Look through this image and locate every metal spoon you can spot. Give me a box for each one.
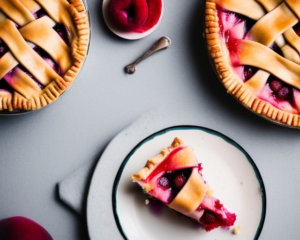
[125,36,171,74]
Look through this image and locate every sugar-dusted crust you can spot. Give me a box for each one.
[0,0,90,111]
[205,0,300,127]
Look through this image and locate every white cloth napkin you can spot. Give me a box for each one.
[58,160,95,214]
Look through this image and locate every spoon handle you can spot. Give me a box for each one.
[125,36,171,74]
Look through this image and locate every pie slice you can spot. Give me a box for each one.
[131,137,236,232]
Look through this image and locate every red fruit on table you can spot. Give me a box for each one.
[0,216,53,240]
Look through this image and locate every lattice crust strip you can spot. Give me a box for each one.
[0,0,89,111]
[19,17,73,73]
[206,0,300,127]
[235,40,300,89]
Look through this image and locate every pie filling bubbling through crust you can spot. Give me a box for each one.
[131,137,236,232]
[206,0,300,126]
[0,0,89,111]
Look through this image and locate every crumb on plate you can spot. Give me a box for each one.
[258,187,262,195]
[233,226,242,235]
[145,199,150,205]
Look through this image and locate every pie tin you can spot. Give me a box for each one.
[0,0,91,116]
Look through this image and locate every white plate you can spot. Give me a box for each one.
[102,0,164,40]
[87,125,266,240]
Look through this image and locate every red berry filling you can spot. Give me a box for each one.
[143,146,199,204]
[0,39,8,58]
[267,78,292,101]
[158,169,190,191]
[0,79,14,93]
[243,66,258,81]
[269,79,282,92]
[293,22,300,37]
[277,86,290,100]
[270,42,284,56]
[198,163,203,171]
[159,176,170,189]
[34,9,48,19]
[173,174,186,189]
[156,168,191,203]
[199,197,236,232]
[201,211,216,225]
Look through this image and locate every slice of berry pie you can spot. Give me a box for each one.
[206,0,300,127]
[131,137,236,232]
[0,0,89,112]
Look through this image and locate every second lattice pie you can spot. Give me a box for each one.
[206,0,300,127]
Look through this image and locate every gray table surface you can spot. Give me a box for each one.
[0,0,299,239]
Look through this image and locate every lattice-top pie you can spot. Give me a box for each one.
[0,0,89,112]
[206,0,300,127]
[131,137,236,232]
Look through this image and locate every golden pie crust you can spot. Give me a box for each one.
[131,137,208,215]
[0,0,89,111]
[205,0,300,127]
[132,137,193,181]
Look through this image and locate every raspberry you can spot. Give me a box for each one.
[173,174,186,189]
[243,66,255,81]
[277,87,290,100]
[159,176,170,189]
[201,211,216,225]
[270,80,282,92]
